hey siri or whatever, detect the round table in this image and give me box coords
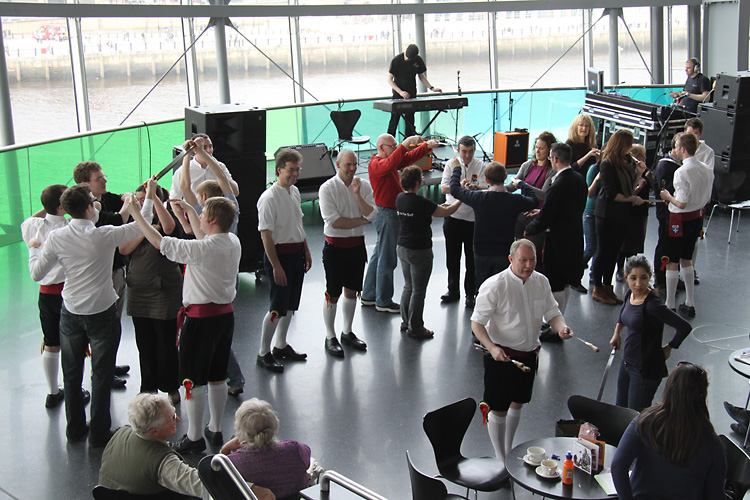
[728,348,750,446]
[506,437,617,500]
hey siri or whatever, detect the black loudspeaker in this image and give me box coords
[274,143,336,190]
[713,72,750,113]
[184,104,266,155]
[219,152,266,273]
[698,104,750,159]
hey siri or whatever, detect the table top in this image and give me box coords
[729,348,750,379]
[506,437,617,500]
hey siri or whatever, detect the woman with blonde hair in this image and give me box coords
[566,113,600,174]
[222,398,311,498]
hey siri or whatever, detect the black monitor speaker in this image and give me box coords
[273,143,336,190]
[587,68,604,94]
[184,104,266,155]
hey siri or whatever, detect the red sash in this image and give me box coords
[176,302,234,346]
[325,236,365,248]
[495,342,541,359]
[40,283,64,295]
[669,209,702,237]
[275,242,304,254]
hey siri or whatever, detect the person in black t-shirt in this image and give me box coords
[668,58,711,114]
[387,44,442,137]
[396,166,460,339]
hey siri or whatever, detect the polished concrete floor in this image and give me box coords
[2,199,750,500]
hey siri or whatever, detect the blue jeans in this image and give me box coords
[60,303,120,443]
[582,212,598,268]
[398,246,433,332]
[226,348,244,390]
[362,207,399,307]
[615,361,662,411]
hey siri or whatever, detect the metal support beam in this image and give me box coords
[182,16,201,107]
[289,8,304,103]
[582,9,593,83]
[67,17,91,133]
[688,5,701,61]
[666,5,673,83]
[209,0,231,104]
[606,8,622,86]
[488,11,499,89]
[0,19,16,147]
[650,6,664,84]
[415,0,426,94]
[391,0,402,57]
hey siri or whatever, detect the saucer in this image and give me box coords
[523,454,544,466]
[535,466,561,479]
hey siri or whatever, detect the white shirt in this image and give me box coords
[471,268,561,352]
[694,140,715,171]
[440,157,487,222]
[160,232,241,307]
[319,175,377,238]
[170,158,235,201]
[29,199,152,316]
[670,156,714,213]
[257,183,306,244]
[21,213,68,286]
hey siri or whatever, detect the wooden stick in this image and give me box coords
[474,345,531,372]
[574,336,600,352]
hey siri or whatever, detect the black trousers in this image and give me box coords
[388,111,416,138]
[653,214,669,286]
[442,217,476,296]
[132,317,180,394]
[593,216,627,286]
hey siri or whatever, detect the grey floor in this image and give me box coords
[2,197,750,500]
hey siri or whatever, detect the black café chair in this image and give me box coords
[721,434,750,500]
[422,397,508,499]
[567,394,639,446]
[330,109,371,156]
[198,454,259,500]
[406,450,469,500]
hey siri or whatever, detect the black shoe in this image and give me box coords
[67,423,90,443]
[731,423,748,436]
[325,337,345,357]
[204,425,224,446]
[227,386,243,397]
[82,388,91,405]
[570,283,588,293]
[114,364,130,377]
[465,296,475,309]
[272,344,307,361]
[725,401,750,426]
[256,353,284,373]
[341,332,367,351]
[45,388,64,408]
[400,322,408,332]
[375,302,400,313]
[172,434,206,454]
[694,271,700,285]
[678,303,696,317]
[89,429,116,448]
[112,376,127,389]
[440,291,459,303]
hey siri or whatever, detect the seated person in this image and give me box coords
[222,398,311,499]
[99,393,274,500]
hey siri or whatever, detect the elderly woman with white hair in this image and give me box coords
[221,398,310,499]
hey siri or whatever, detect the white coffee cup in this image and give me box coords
[527,446,546,463]
[540,459,558,476]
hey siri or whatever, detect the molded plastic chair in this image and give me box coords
[91,486,176,499]
[330,109,371,153]
[197,454,259,500]
[567,395,639,446]
[422,398,508,498]
[407,450,469,500]
[721,434,750,500]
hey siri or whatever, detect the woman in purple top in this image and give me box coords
[221,398,311,499]
[609,256,692,411]
[611,362,725,500]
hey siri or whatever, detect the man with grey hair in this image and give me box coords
[472,239,573,461]
[361,133,439,313]
[319,149,377,357]
[99,393,275,499]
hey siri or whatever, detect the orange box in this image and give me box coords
[493,131,529,168]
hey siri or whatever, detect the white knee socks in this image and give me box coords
[341,295,357,334]
[185,385,206,441]
[42,350,60,395]
[273,314,293,349]
[666,269,679,309]
[506,407,522,454]
[207,382,227,433]
[259,311,276,356]
[323,299,338,340]
[487,412,507,459]
[682,265,695,307]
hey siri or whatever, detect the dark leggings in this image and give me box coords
[592,216,627,286]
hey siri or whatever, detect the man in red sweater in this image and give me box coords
[361,133,439,312]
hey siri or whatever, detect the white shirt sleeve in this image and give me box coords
[170,167,183,200]
[361,181,378,222]
[157,454,206,498]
